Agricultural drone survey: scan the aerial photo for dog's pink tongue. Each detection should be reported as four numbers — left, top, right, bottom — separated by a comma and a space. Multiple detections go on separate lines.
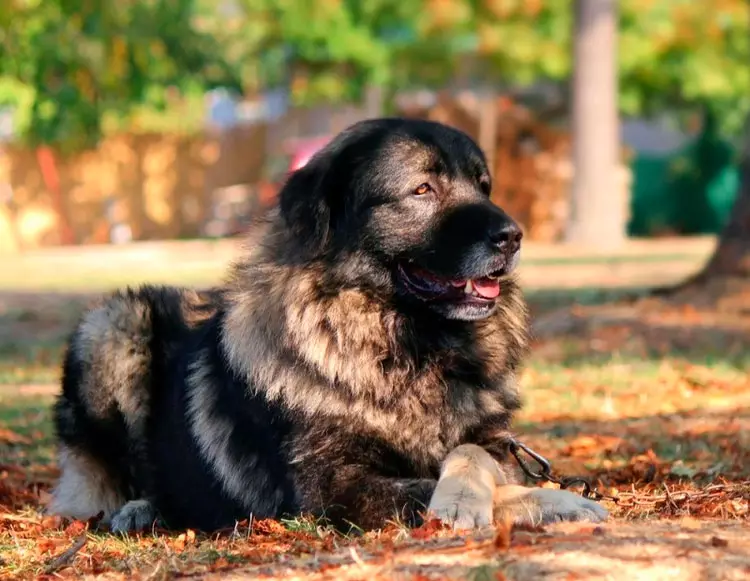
473, 277, 500, 299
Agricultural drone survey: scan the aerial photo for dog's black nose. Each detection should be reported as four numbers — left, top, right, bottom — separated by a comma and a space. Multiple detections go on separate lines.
489, 222, 523, 254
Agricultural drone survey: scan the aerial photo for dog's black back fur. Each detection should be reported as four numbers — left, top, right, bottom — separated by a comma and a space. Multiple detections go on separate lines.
51, 118, 530, 532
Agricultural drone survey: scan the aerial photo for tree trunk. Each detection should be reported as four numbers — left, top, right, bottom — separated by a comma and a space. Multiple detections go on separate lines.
695, 123, 750, 280
653, 117, 750, 303
566, 0, 626, 249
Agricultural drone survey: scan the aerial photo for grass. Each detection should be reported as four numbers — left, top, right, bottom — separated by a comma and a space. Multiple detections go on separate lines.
0, 242, 748, 579
0, 262, 226, 293
521, 252, 703, 267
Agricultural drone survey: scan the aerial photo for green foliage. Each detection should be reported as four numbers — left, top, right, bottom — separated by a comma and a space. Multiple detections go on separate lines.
0, 0, 748, 150
619, 0, 750, 134
0, 0, 240, 152
233, 0, 425, 102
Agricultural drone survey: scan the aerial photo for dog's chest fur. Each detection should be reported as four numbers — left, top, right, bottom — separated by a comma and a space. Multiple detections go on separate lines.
221, 256, 527, 469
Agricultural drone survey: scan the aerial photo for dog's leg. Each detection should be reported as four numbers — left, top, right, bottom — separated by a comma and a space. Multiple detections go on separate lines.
427, 444, 608, 530
335, 477, 437, 531
427, 444, 507, 530
300, 467, 436, 532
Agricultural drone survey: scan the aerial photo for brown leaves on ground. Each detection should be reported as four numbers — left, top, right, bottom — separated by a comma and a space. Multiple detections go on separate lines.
410, 518, 449, 540
1, 288, 750, 578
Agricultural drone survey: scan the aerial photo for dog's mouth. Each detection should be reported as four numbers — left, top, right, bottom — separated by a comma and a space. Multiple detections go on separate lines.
397, 264, 503, 303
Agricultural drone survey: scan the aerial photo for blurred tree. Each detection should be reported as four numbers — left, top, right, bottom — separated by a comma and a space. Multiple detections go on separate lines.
618, 0, 749, 135
0, 1, 748, 146
653, 118, 750, 303
232, 0, 428, 104
243, 1, 750, 133
0, 0, 240, 152
234, 0, 574, 102
566, 0, 624, 248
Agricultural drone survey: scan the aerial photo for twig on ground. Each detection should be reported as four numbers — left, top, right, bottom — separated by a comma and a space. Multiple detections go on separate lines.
614, 482, 750, 513
42, 533, 87, 574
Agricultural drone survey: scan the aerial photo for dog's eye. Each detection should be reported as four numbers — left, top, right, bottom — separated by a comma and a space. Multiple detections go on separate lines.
479, 179, 491, 196
414, 183, 432, 196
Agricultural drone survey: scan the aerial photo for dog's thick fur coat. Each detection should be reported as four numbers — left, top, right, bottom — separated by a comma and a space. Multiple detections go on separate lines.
50, 118, 607, 533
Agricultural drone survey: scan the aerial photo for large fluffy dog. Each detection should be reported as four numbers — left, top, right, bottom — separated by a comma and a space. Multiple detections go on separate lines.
50, 118, 607, 533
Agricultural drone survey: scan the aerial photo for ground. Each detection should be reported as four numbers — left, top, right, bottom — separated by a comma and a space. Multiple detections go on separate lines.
0, 237, 748, 580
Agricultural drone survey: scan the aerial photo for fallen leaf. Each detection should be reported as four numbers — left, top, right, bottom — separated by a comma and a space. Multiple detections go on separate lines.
38, 538, 66, 553
0, 428, 31, 445
253, 518, 288, 536
411, 518, 447, 540
40, 514, 63, 530
64, 520, 87, 536
670, 461, 698, 478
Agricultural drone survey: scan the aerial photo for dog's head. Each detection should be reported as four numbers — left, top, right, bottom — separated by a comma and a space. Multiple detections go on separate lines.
279, 118, 522, 321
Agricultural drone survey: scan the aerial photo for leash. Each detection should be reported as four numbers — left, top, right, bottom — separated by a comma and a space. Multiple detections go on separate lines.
507, 437, 618, 503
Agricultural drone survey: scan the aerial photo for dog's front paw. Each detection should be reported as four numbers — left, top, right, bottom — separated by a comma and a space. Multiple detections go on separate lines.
427, 477, 494, 530
494, 486, 609, 526
427, 444, 502, 531
110, 499, 158, 534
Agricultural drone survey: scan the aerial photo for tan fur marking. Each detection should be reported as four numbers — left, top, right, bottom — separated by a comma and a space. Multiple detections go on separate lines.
76, 297, 152, 426
180, 289, 218, 327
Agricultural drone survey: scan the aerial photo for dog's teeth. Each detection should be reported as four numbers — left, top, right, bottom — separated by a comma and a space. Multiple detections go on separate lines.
464, 280, 474, 295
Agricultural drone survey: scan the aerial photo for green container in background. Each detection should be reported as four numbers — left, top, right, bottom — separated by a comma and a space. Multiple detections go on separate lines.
628, 127, 739, 237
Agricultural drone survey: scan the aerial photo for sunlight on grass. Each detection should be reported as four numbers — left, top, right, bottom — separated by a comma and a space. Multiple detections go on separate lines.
519, 356, 750, 422
0, 262, 225, 293
0, 394, 56, 467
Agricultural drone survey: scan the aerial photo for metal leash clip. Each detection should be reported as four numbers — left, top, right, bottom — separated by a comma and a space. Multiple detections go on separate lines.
507, 437, 617, 503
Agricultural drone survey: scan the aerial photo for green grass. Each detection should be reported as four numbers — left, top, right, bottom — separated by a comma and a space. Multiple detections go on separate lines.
0, 393, 56, 467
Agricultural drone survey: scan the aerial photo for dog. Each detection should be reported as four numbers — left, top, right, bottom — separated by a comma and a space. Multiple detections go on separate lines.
49, 118, 607, 533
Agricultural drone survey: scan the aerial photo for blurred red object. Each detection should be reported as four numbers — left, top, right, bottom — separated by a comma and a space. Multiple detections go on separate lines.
287, 136, 331, 172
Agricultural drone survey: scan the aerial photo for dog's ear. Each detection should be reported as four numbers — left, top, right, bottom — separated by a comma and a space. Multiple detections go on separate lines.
278, 152, 333, 253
